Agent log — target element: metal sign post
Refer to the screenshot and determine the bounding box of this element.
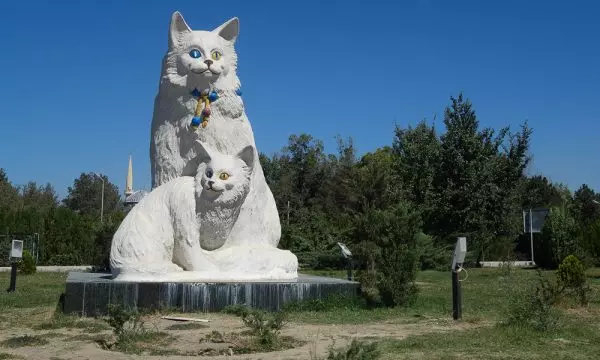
[452,237,467,320]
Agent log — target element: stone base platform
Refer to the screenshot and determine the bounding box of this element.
[63,272,359,317]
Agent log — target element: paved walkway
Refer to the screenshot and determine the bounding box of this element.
[0,265,92,272]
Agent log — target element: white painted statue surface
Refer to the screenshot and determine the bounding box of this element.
[109,12,298,281]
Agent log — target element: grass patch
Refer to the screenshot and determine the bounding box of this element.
[0,335,49,348]
[0,353,24,360]
[289,268,548,324]
[165,322,209,330]
[99,330,175,355]
[0,273,66,310]
[65,333,109,342]
[380,317,600,359]
[33,313,110,333]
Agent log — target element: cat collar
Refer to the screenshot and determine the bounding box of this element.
[189,88,243,130]
[190,88,218,129]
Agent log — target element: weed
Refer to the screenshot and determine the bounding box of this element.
[102,304,170,354]
[241,309,286,347]
[0,335,49,348]
[325,339,381,360]
[203,330,225,343]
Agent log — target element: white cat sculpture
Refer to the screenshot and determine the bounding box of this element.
[149,11,280,249]
[110,12,298,281]
[110,141,298,281]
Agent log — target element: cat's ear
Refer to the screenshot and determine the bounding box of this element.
[213,17,239,43]
[169,11,192,48]
[194,140,213,164]
[236,145,255,170]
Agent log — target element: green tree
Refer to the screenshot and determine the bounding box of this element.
[393,119,441,228]
[571,184,600,227]
[539,208,578,269]
[63,173,122,220]
[431,94,531,262]
[0,168,22,214]
[42,207,98,265]
[521,175,566,209]
[345,147,398,274]
[20,181,58,213]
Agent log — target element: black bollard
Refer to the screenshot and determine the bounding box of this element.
[452,267,462,320]
[7,262,17,293]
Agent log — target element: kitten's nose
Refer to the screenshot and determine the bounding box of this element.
[207,180,214,188]
[204,60,213,67]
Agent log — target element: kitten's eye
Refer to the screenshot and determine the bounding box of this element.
[189,49,202,59]
[211,50,222,61]
[205,169,213,178]
[219,172,229,180]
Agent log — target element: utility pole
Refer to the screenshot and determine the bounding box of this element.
[100,177,104,224]
[95,173,105,224]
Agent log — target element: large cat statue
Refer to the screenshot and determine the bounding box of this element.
[149,12,280,249]
[110,141,298,281]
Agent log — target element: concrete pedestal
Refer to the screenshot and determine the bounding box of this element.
[63,272,359,317]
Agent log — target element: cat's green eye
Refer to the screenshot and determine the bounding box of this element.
[219,172,229,181]
[211,50,222,61]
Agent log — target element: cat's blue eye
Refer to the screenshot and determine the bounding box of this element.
[189,49,202,59]
[206,169,213,178]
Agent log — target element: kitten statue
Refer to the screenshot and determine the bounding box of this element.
[111,141,298,281]
[149,11,281,249]
[111,142,242,280]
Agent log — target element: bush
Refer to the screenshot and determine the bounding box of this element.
[505,270,561,332]
[17,250,36,275]
[374,204,421,307]
[557,254,589,305]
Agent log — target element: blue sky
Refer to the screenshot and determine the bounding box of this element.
[0,0,599,199]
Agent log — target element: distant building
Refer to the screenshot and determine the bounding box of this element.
[123,155,148,210]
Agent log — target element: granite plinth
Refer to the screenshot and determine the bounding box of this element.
[63,272,359,317]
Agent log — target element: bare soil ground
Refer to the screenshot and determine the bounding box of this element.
[0,307,478,360]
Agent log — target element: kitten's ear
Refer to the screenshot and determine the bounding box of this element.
[213,17,239,43]
[169,11,192,48]
[236,145,255,170]
[195,140,213,163]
